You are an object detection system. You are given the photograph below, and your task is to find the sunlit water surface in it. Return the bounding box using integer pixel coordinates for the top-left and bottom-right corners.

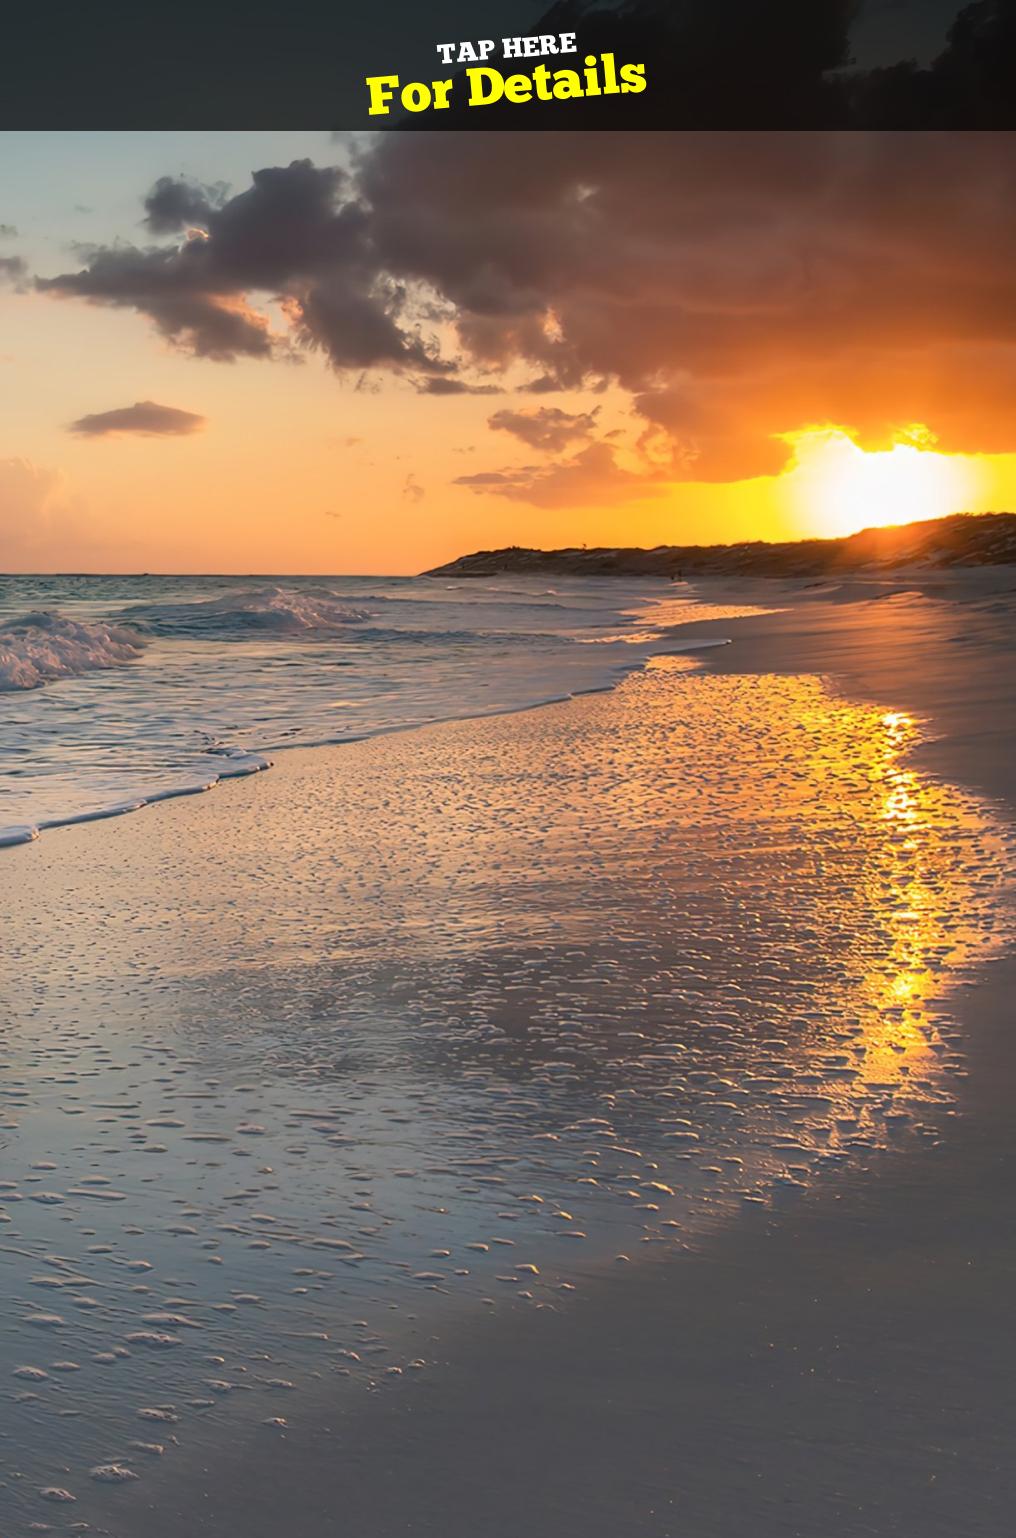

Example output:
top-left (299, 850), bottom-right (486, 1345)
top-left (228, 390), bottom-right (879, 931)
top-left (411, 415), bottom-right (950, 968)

top-left (0, 572), bottom-right (753, 842)
top-left (0, 660), bottom-right (1011, 1530)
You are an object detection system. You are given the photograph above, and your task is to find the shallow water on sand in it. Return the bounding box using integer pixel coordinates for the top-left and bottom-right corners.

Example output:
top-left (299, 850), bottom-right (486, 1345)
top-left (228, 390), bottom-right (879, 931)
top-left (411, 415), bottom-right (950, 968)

top-left (1, 659), bottom-right (1011, 1531)
top-left (0, 572), bottom-right (757, 842)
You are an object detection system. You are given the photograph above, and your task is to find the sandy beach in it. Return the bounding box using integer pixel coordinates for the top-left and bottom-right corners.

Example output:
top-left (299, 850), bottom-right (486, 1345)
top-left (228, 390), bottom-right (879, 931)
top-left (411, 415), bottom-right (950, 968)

top-left (2, 568), bottom-right (1014, 1538)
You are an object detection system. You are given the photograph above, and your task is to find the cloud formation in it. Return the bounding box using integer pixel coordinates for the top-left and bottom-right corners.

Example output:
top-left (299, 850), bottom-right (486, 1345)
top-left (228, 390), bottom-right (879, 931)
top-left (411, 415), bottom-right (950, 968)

top-left (848, 0), bottom-right (1016, 127)
top-left (414, 376), bottom-right (501, 396)
top-left (361, 131), bottom-right (1016, 483)
top-left (34, 131), bottom-right (1016, 502)
top-left (489, 405), bottom-right (600, 452)
top-left (455, 442), bottom-right (668, 507)
top-left (68, 400), bottom-right (206, 438)
top-left (40, 160), bottom-right (446, 371)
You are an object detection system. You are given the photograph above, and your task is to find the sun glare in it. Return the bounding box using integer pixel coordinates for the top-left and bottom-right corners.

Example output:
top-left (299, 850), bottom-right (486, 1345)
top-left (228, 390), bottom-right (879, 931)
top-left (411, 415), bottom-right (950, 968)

top-left (783, 427), bottom-right (984, 539)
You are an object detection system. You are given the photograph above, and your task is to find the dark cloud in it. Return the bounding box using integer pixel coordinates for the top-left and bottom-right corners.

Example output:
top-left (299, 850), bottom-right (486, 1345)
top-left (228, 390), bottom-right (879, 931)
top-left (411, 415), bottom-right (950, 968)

top-left (68, 400), bottom-right (206, 438)
top-left (0, 224), bottom-right (18, 238)
top-left (489, 405), bottom-right (600, 452)
top-left (294, 274), bottom-right (443, 371)
top-left (40, 240), bottom-right (278, 360)
top-left (521, 374), bottom-right (584, 395)
top-left (144, 177), bottom-right (228, 234)
top-left (847, 0), bottom-right (1016, 127)
top-left (414, 376), bottom-right (502, 396)
top-left (851, 0), bottom-right (963, 70)
top-left (38, 160), bottom-right (444, 373)
top-left (35, 132), bottom-right (1016, 499)
top-left (455, 442), bottom-right (667, 508)
top-left (361, 131), bottom-right (1016, 482)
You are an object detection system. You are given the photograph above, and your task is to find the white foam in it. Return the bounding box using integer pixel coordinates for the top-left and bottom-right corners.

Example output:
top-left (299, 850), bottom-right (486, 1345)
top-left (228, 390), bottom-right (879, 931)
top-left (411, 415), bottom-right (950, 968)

top-left (5, 754), bottom-right (276, 846)
top-left (127, 586), bottom-right (371, 636)
top-left (0, 612), bottom-right (144, 691)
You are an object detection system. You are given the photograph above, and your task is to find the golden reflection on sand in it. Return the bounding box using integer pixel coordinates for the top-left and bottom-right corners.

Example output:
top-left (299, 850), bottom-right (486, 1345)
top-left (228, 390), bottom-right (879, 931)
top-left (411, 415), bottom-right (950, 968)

top-left (855, 710), bottom-right (974, 1083)
top-left (1, 655), bottom-right (1011, 1517)
top-left (632, 660), bottom-right (1008, 1105)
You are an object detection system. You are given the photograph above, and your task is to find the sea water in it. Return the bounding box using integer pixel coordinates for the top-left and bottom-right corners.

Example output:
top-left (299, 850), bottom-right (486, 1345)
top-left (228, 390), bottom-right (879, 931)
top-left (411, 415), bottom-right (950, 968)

top-left (0, 572), bottom-right (744, 844)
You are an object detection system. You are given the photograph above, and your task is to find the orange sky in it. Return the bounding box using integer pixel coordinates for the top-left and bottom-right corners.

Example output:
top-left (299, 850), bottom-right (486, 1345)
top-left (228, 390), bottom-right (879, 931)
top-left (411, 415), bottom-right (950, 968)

top-left (2, 131), bottom-right (1015, 573)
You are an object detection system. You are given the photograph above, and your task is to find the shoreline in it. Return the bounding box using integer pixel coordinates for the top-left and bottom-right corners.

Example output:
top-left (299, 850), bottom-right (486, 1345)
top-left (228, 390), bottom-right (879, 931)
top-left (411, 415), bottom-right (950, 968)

top-left (0, 578), bottom-right (736, 849)
top-left (691, 567), bottom-right (1016, 807)
top-left (6, 564), bottom-right (1012, 851)
top-left (5, 571), bottom-right (1014, 1537)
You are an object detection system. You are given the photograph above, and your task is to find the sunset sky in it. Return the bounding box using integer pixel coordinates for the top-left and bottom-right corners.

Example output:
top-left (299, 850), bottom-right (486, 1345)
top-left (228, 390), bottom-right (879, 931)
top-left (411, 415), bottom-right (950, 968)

top-left (1, 129), bottom-right (1015, 574)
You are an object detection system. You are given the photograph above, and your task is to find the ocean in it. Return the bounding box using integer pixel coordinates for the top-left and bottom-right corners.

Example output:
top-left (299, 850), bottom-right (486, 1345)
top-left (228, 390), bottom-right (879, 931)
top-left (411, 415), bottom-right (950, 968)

top-left (0, 572), bottom-right (741, 846)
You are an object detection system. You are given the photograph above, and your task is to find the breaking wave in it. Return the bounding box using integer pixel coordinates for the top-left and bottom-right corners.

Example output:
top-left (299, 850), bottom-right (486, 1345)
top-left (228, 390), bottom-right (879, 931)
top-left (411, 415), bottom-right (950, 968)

top-left (122, 585), bottom-right (372, 637)
top-left (0, 612), bottom-right (145, 692)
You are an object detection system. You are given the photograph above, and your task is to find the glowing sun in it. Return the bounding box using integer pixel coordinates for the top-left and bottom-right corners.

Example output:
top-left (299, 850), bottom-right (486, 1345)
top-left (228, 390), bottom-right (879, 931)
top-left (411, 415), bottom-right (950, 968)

top-left (783, 426), bottom-right (984, 539)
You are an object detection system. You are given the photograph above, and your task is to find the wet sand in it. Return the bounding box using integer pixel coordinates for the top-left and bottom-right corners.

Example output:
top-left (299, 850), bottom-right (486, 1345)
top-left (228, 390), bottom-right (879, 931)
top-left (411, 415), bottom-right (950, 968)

top-left (697, 567), bottom-right (1016, 807)
top-left (113, 962), bottom-right (1016, 1538)
top-left (3, 568), bottom-right (1014, 1537)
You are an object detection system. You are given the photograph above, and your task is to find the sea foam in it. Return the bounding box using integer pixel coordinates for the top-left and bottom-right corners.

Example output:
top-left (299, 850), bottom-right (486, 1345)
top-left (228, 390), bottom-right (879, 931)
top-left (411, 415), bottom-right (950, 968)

top-left (0, 611), bottom-right (144, 691)
top-left (122, 585), bottom-right (372, 637)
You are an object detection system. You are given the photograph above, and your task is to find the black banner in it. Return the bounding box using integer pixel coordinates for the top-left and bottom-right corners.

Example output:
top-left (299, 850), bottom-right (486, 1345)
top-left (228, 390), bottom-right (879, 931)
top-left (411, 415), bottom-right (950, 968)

top-left (1, 0), bottom-right (1013, 128)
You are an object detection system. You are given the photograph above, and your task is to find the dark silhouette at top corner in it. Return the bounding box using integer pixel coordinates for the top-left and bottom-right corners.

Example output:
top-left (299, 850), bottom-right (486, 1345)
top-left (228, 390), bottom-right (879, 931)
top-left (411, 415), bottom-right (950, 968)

top-left (415, 0), bottom-right (1016, 127)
